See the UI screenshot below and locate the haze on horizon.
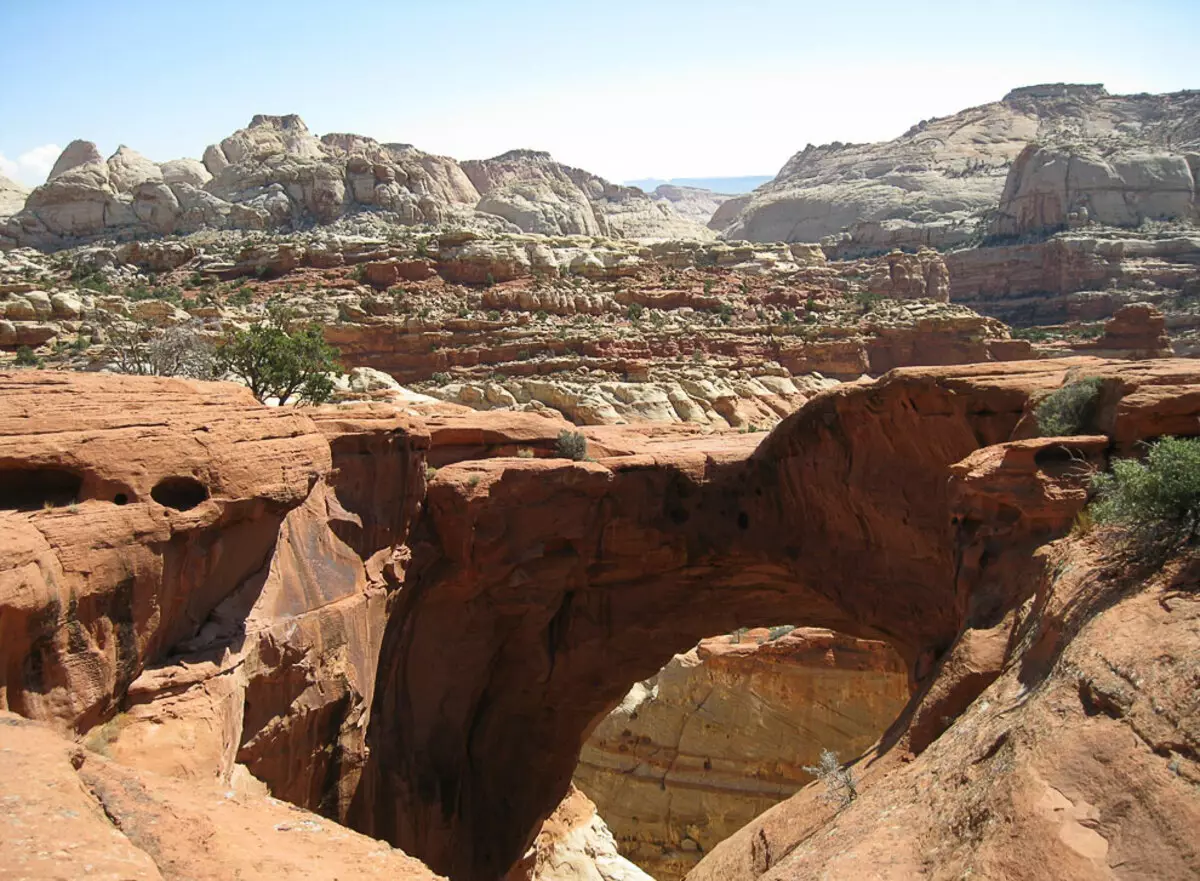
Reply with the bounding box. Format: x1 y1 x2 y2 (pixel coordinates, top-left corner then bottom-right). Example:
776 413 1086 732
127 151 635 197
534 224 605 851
1 0 1197 189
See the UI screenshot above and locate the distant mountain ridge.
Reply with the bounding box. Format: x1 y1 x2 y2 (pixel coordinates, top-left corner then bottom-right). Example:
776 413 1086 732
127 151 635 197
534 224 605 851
710 83 1200 255
1 117 714 250
625 175 773 195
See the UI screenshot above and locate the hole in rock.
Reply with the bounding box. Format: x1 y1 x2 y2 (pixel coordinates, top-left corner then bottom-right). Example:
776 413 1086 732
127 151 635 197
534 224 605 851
150 476 209 511
571 625 910 880
113 493 129 506
0 466 83 511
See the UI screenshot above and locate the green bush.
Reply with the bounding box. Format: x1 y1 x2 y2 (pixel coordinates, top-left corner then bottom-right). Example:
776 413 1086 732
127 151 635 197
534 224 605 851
556 429 588 461
1036 377 1103 436
14 345 42 367
626 302 644 321
767 624 797 641
1091 436 1200 551
216 311 339 405
226 287 254 307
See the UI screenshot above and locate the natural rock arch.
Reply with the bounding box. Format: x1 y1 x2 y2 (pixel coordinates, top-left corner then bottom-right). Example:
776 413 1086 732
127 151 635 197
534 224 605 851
352 362 1045 881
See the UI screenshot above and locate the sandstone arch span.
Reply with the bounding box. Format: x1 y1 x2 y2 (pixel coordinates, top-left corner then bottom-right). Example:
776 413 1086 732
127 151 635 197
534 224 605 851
5 362 1195 881
353 361 1075 881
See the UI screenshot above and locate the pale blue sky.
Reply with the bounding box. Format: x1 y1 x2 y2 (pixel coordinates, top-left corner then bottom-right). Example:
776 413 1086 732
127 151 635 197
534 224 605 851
1 0 1197 187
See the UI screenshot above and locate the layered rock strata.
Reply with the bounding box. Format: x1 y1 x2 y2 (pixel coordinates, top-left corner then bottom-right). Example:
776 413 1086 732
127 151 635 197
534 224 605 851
574 628 910 880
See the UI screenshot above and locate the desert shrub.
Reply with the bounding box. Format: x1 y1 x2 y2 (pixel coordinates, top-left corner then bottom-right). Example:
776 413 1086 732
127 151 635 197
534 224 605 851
149 324 217 379
1091 436 1200 552
803 748 857 807
430 371 451 384
226 287 254 307
14 345 42 367
102 316 216 379
626 302 644 321
855 290 883 314
517 448 535 459
767 624 796 641
1036 377 1103 436
216 311 339 405
556 429 588 461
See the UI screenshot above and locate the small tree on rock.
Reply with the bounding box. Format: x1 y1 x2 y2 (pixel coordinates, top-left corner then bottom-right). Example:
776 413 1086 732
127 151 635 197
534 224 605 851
216 309 340 405
803 748 857 808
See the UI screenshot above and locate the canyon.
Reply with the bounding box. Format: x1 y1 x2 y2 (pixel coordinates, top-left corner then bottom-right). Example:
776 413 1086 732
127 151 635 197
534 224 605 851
574 628 910 880
1 80 1199 881
3 356 1198 881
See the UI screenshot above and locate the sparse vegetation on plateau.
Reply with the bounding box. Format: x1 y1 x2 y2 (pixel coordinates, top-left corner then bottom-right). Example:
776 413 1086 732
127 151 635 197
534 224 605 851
14 346 42 368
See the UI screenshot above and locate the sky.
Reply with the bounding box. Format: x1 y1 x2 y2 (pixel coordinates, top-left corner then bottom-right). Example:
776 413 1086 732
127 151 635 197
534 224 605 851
1 0 1198 188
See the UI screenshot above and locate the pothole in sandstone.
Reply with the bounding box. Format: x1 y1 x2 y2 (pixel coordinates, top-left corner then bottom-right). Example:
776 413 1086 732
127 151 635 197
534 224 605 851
572 625 910 881
0 466 84 511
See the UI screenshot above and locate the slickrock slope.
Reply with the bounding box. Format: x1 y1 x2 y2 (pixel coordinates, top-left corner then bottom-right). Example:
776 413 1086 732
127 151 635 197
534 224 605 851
0 117 710 250
464 151 712 241
0 373 429 828
3 359 1199 881
0 173 29 221
575 628 910 880
687 533 1200 881
506 785 654 881
993 141 1200 238
715 84 1200 254
0 712 444 881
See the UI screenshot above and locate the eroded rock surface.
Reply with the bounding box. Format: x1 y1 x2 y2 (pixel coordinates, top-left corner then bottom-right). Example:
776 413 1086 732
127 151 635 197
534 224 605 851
353 357 1200 880
506 785 654 881
0 173 29 221
0 711 443 881
715 84 1200 254
2 358 1199 881
1 118 710 250
575 629 909 880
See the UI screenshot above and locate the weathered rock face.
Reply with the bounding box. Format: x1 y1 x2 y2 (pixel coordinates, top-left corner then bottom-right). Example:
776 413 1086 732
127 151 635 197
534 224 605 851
574 628 910 880
463 151 713 242
0 173 29 221
946 229 1200 322
0 711 444 881
687 523 1200 881
1074 302 1174 359
0 372 329 731
3 359 1199 881
648 185 732 227
992 142 1199 237
506 785 654 881
2 119 709 250
715 84 1200 254
0 373 429 829
353 357 1200 881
